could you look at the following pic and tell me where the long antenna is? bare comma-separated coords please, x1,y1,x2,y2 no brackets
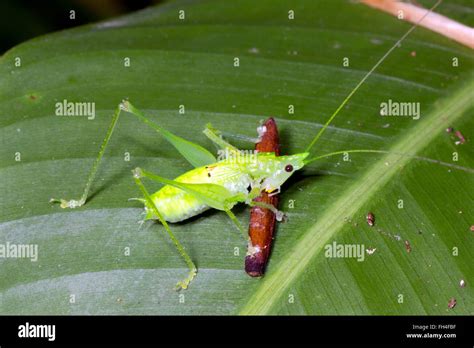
303,149,474,173
305,0,443,153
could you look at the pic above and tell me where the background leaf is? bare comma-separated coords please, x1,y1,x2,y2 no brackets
0,0,473,315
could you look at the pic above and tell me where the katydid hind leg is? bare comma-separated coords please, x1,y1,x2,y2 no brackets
51,100,216,208
122,101,216,168
50,103,122,208
132,171,197,290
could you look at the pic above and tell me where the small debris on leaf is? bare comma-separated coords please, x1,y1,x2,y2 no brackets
454,130,466,145
366,212,375,227
459,279,466,288
448,298,457,309
366,248,377,255
404,240,412,253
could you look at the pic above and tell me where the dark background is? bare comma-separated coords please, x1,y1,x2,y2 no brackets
0,0,165,54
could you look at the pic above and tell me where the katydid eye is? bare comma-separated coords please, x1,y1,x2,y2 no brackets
285,164,293,172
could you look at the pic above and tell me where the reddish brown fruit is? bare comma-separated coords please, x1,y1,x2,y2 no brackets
245,118,280,277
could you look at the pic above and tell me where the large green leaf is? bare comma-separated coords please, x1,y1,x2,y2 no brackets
0,0,472,315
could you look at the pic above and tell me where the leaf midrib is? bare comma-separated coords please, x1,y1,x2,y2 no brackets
239,77,474,315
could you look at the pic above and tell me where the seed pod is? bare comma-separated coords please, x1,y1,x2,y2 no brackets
245,118,280,277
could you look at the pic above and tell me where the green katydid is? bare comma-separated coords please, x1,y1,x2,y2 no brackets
50,1,445,290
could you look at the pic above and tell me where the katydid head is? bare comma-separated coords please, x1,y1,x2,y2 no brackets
259,152,309,193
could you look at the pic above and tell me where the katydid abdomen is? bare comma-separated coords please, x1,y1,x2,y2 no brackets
147,162,252,222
